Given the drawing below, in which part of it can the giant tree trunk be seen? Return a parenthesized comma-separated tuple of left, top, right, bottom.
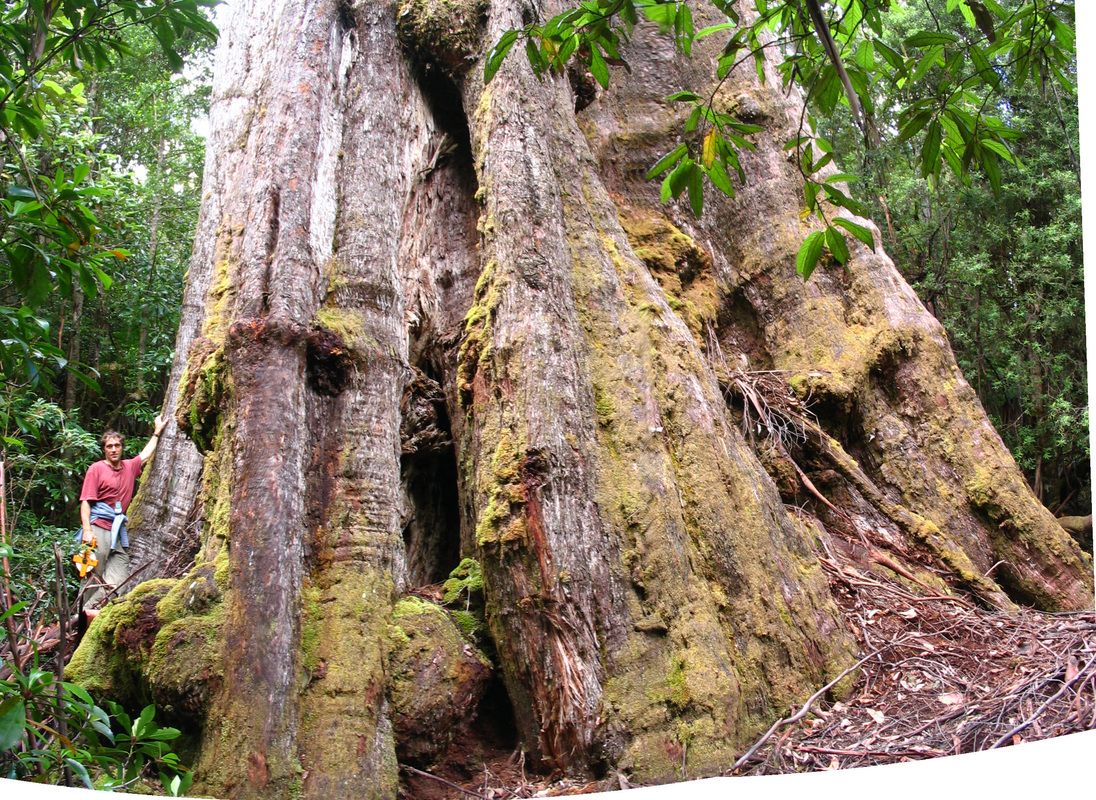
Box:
(68, 2, 1092, 798)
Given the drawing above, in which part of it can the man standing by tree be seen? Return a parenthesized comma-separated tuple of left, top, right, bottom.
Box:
(78, 415, 166, 611)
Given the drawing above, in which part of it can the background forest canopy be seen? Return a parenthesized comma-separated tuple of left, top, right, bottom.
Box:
(1, 1, 215, 543)
(0, 0, 1088, 792)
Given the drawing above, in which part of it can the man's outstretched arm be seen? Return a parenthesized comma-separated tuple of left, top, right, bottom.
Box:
(138, 414, 168, 462)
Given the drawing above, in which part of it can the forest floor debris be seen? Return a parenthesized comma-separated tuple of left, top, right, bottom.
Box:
(733, 554, 1096, 774)
(5, 519, 1091, 797)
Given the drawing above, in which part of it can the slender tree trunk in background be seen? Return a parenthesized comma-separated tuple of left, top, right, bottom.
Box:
(62, 284, 82, 411)
(67, 3, 1093, 798)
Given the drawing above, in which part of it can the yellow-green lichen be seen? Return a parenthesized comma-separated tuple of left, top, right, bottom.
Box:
(474, 431, 528, 546)
(386, 595, 492, 764)
(457, 259, 501, 408)
(619, 209, 722, 341)
(176, 341, 231, 453)
(563, 182, 858, 783)
(313, 306, 379, 360)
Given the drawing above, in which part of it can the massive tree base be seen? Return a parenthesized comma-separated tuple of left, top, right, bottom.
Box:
(68, 2, 1092, 798)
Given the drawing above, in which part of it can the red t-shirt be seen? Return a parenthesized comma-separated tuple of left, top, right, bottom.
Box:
(80, 457, 143, 530)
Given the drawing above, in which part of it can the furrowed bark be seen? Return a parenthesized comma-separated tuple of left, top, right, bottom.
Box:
(293, 4, 433, 797)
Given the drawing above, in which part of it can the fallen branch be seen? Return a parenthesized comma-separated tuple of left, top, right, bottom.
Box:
(731, 637, 913, 772)
(989, 652, 1096, 748)
(400, 764, 486, 799)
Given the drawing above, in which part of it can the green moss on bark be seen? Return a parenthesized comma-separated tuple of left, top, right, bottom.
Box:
(474, 431, 529, 546)
(176, 340, 231, 453)
(387, 596, 495, 766)
(65, 573, 225, 722)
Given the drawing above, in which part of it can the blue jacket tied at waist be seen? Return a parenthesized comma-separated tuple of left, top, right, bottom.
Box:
(74, 501, 129, 551)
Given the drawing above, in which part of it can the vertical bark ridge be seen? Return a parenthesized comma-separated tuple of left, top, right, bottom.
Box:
(294, 3, 434, 797)
(182, 2, 382, 796)
(458, 4, 617, 768)
(563, 156, 852, 780)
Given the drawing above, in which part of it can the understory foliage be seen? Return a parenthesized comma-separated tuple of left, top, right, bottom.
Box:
(0, 2, 214, 577)
(1, 1, 216, 791)
(489, 1, 1075, 274)
(0, 662, 192, 793)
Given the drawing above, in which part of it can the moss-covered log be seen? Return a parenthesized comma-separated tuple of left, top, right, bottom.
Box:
(70, 2, 1091, 799)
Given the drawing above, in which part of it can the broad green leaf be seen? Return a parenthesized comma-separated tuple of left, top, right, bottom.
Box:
(484, 30, 520, 84)
(922, 120, 943, 178)
(804, 179, 818, 211)
(660, 173, 674, 204)
(796, 230, 825, 280)
(897, 110, 932, 144)
(854, 41, 875, 72)
(641, 1, 676, 28)
(833, 217, 876, 252)
(825, 226, 849, 265)
(980, 138, 1015, 163)
(696, 22, 736, 40)
(134, 704, 157, 738)
(909, 45, 945, 84)
(824, 189, 869, 217)
(685, 105, 702, 133)
(969, 44, 997, 84)
(873, 40, 906, 74)
(687, 165, 704, 218)
(525, 39, 547, 75)
(65, 758, 95, 790)
(61, 682, 94, 706)
(0, 600, 28, 623)
(589, 47, 609, 88)
(89, 704, 114, 741)
(646, 143, 688, 180)
(707, 160, 734, 196)
(959, 1, 976, 27)
(667, 157, 692, 198)
(904, 31, 960, 47)
(983, 150, 1002, 193)
(0, 697, 25, 750)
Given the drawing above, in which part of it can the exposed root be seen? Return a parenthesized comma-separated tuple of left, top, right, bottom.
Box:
(707, 324, 816, 451)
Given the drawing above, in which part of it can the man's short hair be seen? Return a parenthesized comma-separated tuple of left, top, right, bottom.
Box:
(100, 430, 125, 451)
